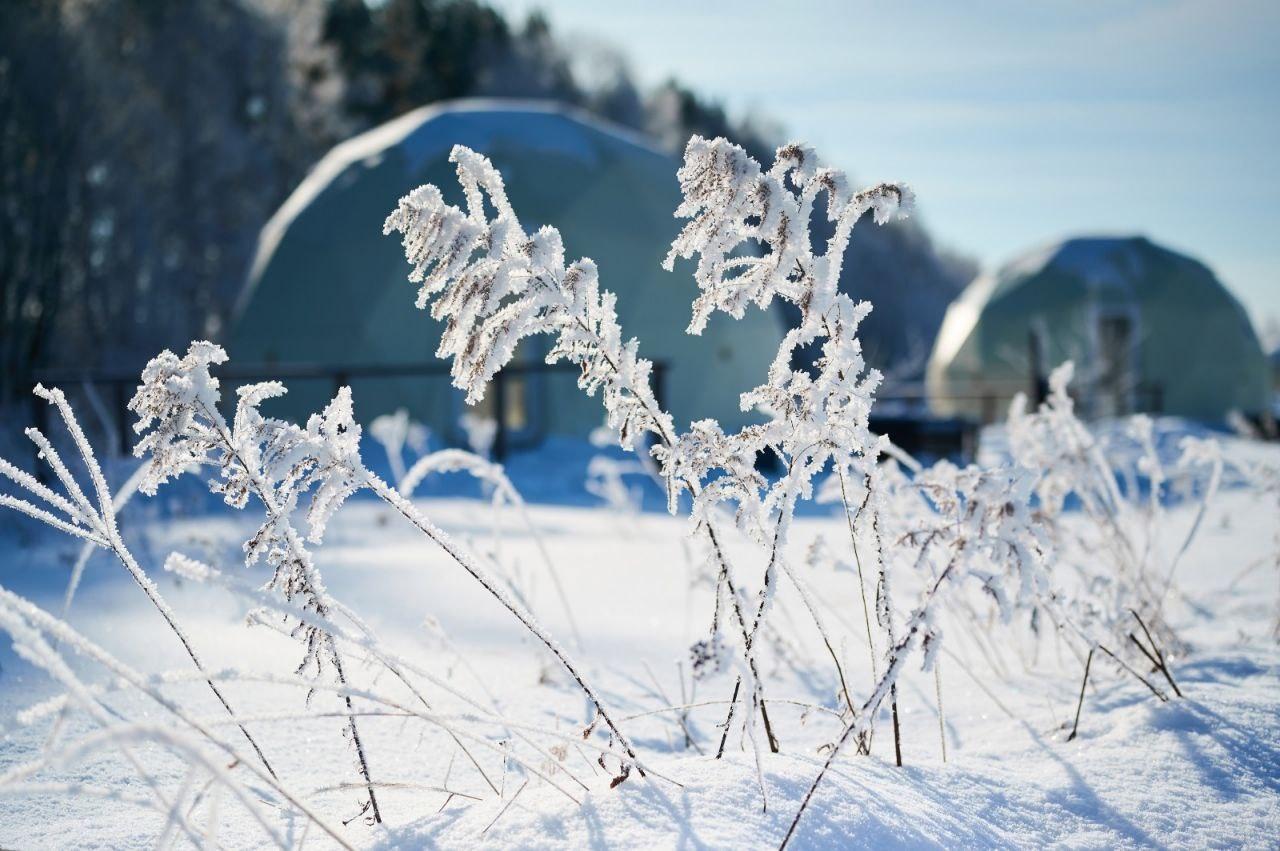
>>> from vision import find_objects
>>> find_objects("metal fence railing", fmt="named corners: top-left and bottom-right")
top-left (882, 381), bottom-right (1165, 424)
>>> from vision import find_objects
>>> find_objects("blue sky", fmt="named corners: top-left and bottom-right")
top-left (491, 0), bottom-right (1280, 340)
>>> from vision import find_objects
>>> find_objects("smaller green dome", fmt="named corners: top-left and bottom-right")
top-left (927, 236), bottom-right (1268, 422)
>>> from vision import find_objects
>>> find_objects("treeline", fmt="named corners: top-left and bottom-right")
top-left (0, 0), bottom-right (972, 399)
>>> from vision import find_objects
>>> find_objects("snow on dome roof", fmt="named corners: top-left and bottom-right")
top-left (997, 235), bottom-right (1154, 293)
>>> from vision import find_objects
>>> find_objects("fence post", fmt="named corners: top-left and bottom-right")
top-left (492, 371), bottom-right (508, 462)
top-left (1028, 329), bottom-right (1048, 406)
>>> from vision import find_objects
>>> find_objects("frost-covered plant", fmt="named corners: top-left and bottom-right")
top-left (129, 342), bottom-right (642, 788)
top-left (400, 446), bottom-right (510, 500)
top-left (459, 412), bottom-right (497, 459)
top-left (777, 454), bottom-right (1083, 845)
top-left (1006, 362), bottom-right (1222, 645)
top-left (0, 382), bottom-right (277, 780)
top-left (368, 407), bottom-right (429, 486)
top-left (585, 454), bottom-right (648, 519)
top-left (658, 138), bottom-right (916, 774)
top-left (902, 462), bottom-right (1053, 660)
top-left (371, 409), bottom-right (576, 634)
top-left (1160, 434), bottom-right (1223, 603)
top-left (129, 342), bottom-right (385, 821)
top-left (384, 138), bottom-right (917, 806)
top-left (584, 423), bottom-right (656, 521)
top-left (382, 146), bottom-right (675, 450)
top-left (1008, 365), bottom-right (1154, 637)
top-left (1238, 460), bottom-right (1280, 638)
top-left (1007, 363), bottom-right (1125, 522)
top-left (1124, 413), bottom-right (1166, 580)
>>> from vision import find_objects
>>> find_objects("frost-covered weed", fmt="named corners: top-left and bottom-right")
top-left (458, 412), bottom-right (498, 459)
top-left (368, 407), bottom-right (429, 486)
top-left (1005, 363), bottom-right (1223, 646)
top-left (0, 348), bottom-right (647, 843)
top-left (385, 138), bottom-right (914, 791)
top-left (129, 342), bottom-right (641, 791)
top-left (584, 454), bottom-right (648, 519)
top-left (0, 583), bottom-right (354, 849)
top-left (129, 342), bottom-right (386, 821)
top-left (1228, 457), bottom-right (1280, 638)
top-left (384, 138), bottom-right (1234, 845)
top-left (397, 446), bottom-right (583, 649)
top-left (0, 383), bottom-right (277, 780)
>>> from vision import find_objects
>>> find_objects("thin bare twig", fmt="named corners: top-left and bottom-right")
top-left (1129, 609), bottom-right (1183, 698)
top-left (1067, 647), bottom-right (1094, 742)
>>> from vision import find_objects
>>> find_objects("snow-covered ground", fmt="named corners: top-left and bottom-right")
top-left (0, 436), bottom-right (1278, 849)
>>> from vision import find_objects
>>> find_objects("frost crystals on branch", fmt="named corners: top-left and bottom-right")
top-left (0, 381), bottom-right (278, 781)
top-left (659, 138), bottom-right (910, 773)
top-left (385, 138), bottom-right (914, 803)
top-left (1006, 361), bottom-right (1221, 646)
top-left (383, 147), bottom-right (673, 451)
top-left (129, 342), bottom-right (384, 823)
top-left (131, 341), bottom-right (645, 788)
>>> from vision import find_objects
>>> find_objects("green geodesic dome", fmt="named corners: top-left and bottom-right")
top-left (926, 236), bottom-right (1268, 422)
top-left (228, 99), bottom-right (783, 444)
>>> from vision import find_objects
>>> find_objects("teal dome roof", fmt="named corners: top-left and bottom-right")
top-left (927, 236), bottom-right (1268, 421)
top-left (229, 100), bottom-right (783, 439)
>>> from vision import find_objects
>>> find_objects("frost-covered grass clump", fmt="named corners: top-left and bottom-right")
top-left (0, 137), bottom-right (1275, 849)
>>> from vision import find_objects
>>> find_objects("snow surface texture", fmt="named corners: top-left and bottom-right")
top-left (0, 456), bottom-right (1276, 849)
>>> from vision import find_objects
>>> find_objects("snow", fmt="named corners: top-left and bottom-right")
top-left (1004, 236), bottom-right (1150, 293)
top-left (0, 440), bottom-right (1277, 848)
top-left (389, 660), bottom-right (1279, 849)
